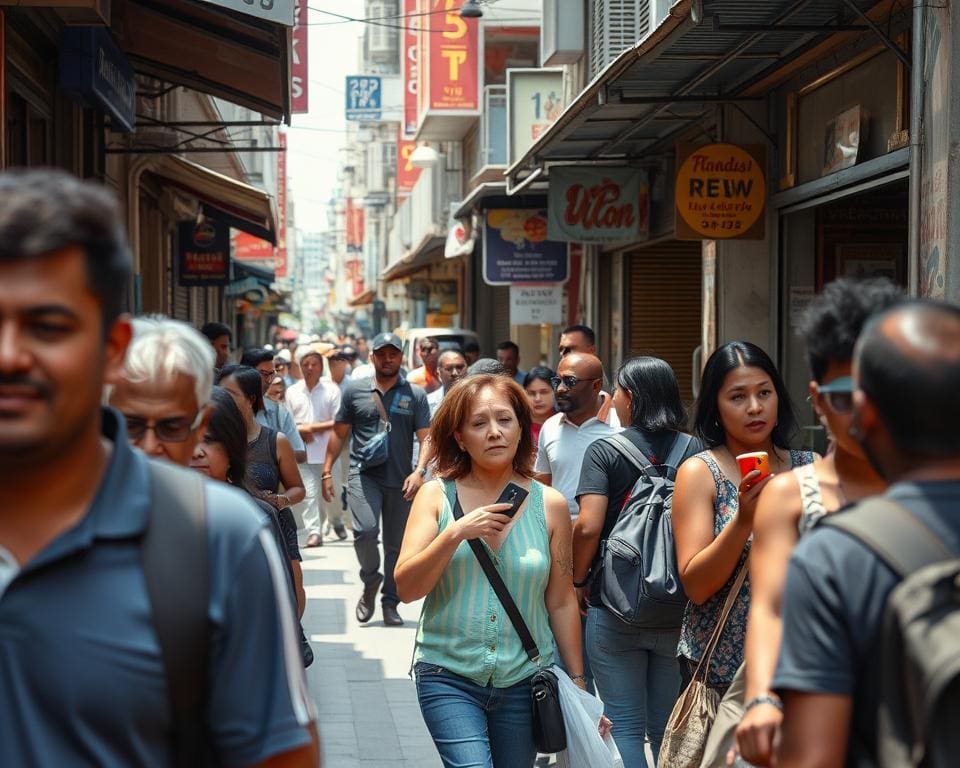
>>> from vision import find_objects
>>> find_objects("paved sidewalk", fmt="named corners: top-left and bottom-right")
top-left (299, 536), bottom-right (442, 768)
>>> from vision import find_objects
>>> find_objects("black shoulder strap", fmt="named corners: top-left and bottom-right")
top-left (662, 432), bottom-right (696, 470)
top-left (602, 433), bottom-right (653, 474)
top-left (820, 497), bottom-right (955, 578)
top-left (143, 460), bottom-right (210, 767)
top-left (451, 494), bottom-right (541, 663)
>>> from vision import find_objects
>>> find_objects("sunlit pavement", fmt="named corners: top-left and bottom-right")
top-left (300, 535), bottom-right (442, 768)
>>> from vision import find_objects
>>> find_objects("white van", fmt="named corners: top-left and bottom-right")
top-left (402, 328), bottom-right (480, 370)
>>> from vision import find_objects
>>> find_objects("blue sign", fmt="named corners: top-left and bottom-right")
top-left (483, 209), bottom-right (569, 286)
top-left (59, 28), bottom-right (136, 133)
top-left (345, 76), bottom-right (382, 121)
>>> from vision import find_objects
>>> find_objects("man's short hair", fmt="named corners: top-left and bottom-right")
top-left (562, 324), bottom-right (596, 346)
top-left (856, 300), bottom-right (960, 459)
top-left (420, 336), bottom-right (439, 349)
top-left (438, 349), bottom-right (467, 365)
top-left (240, 348), bottom-right (275, 367)
top-left (124, 316), bottom-right (215, 409)
top-left (0, 169), bottom-right (131, 328)
top-left (798, 278), bottom-right (903, 382)
top-left (463, 340), bottom-right (481, 354)
top-left (201, 322), bottom-right (232, 343)
top-left (467, 358), bottom-right (508, 376)
top-left (496, 340), bottom-right (519, 355)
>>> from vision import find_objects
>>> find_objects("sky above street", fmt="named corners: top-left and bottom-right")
top-left (286, 0), bottom-right (363, 232)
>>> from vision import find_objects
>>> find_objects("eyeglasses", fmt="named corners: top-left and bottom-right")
top-left (812, 376), bottom-right (855, 415)
top-left (257, 368), bottom-right (275, 379)
top-left (550, 375), bottom-right (599, 390)
top-left (125, 411), bottom-right (204, 442)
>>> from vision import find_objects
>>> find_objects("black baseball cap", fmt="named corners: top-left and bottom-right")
top-left (330, 344), bottom-right (359, 361)
top-left (372, 332), bottom-right (402, 351)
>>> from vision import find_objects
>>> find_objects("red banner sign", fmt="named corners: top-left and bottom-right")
top-left (396, 130), bottom-right (422, 200)
top-left (345, 198), bottom-right (364, 253)
top-left (402, 0), bottom-right (418, 137)
top-left (233, 231), bottom-right (275, 262)
top-left (419, 0), bottom-right (479, 114)
top-left (345, 259), bottom-right (364, 297)
top-left (291, 0), bottom-right (308, 113)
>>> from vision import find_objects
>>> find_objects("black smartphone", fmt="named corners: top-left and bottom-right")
top-left (495, 482), bottom-right (529, 518)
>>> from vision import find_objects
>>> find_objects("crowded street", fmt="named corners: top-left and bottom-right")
top-left (3, 1), bottom-right (960, 767)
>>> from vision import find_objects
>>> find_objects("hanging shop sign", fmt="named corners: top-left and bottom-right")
top-left (510, 285), bottom-right (562, 326)
top-left (232, 231), bottom-right (275, 264)
top-left (396, 129), bottom-right (423, 199)
top-left (178, 219), bottom-right (230, 287)
top-left (547, 167), bottom-right (650, 243)
top-left (415, 0), bottom-right (480, 127)
top-left (59, 27), bottom-right (136, 133)
top-left (196, 0), bottom-right (293, 25)
top-left (345, 76), bottom-right (382, 121)
top-left (291, 0), bottom-right (308, 113)
top-left (675, 143), bottom-right (766, 240)
top-left (507, 68), bottom-right (565, 167)
top-left (402, 0), bottom-right (419, 137)
top-left (483, 209), bottom-right (569, 286)
top-left (275, 132), bottom-right (288, 277)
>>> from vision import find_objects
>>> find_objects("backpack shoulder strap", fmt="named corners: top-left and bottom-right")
top-left (820, 497), bottom-right (956, 578)
top-left (602, 433), bottom-right (652, 474)
top-left (662, 432), bottom-right (696, 470)
top-left (143, 459), bottom-right (210, 767)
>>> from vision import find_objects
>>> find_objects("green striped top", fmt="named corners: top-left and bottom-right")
top-left (413, 479), bottom-right (556, 687)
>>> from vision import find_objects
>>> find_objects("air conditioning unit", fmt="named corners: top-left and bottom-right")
top-left (542, 0), bottom-right (585, 66)
top-left (590, 0), bottom-right (651, 78)
top-left (365, 0), bottom-right (399, 65)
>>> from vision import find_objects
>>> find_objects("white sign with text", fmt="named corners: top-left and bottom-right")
top-left (510, 285), bottom-right (563, 326)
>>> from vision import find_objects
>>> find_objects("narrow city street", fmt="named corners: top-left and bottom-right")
top-left (300, 537), bottom-right (442, 768)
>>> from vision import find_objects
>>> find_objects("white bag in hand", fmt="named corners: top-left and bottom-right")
top-left (552, 666), bottom-right (624, 768)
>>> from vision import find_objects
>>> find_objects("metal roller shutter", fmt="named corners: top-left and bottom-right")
top-left (489, 285), bottom-right (511, 351)
top-left (626, 241), bottom-right (702, 402)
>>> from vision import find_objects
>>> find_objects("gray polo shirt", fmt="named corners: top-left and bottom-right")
top-left (336, 374), bottom-right (430, 488)
top-left (0, 409), bottom-right (316, 766)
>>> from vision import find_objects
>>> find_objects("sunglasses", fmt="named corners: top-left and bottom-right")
top-left (813, 376), bottom-right (854, 415)
top-left (550, 375), bottom-right (599, 390)
top-left (125, 411), bottom-right (204, 443)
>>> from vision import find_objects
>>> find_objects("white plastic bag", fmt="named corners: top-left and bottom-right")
top-left (551, 665), bottom-right (624, 768)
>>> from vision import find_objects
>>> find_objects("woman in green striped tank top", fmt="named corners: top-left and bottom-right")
top-left (396, 374), bottom-right (586, 768)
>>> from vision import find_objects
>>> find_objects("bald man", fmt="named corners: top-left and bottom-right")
top-left (534, 353), bottom-right (621, 519)
top-left (775, 300), bottom-right (960, 768)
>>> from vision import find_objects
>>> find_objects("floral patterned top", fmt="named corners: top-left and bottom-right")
top-left (677, 449), bottom-right (815, 686)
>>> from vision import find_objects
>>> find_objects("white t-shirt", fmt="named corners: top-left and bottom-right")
top-left (0, 544), bottom-right (19, 601)
top-left (534, 399), bottom-right (622, 518)
top-left (427, 387), bottom-right (445, 420)
top-left (285, 378), bottom-right (342, 465)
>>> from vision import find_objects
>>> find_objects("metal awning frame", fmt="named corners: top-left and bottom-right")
top-left (506, 0), bottom-right (911, 192)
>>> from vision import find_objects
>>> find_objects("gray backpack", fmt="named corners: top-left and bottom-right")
top-left (597, 433), bottom-right (694, 628)
top-left (822, 498), bottom-right (960, 768)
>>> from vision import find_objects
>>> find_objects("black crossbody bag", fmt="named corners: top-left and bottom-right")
top-left (451, 495), bottom-right (567, 753)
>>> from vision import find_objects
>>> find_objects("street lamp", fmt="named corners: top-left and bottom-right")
top-left (409, 144), bottom-right (441, 168)
top-left (459, 0), bottom-right (483, 18)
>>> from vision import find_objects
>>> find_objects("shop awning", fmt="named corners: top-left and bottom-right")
top-left (226, 260), bottom-right (274, 296)
top-left (506, 0), bottom-right (903, 189)
top-left (114, 0), bottom-right (291, 120)
top-left (147, 155), bottom-right (278, 243)
top-left (348, 289), bottom-right (376, 307)
top-left (453, 182), bottom-right (549, 220)
top-left (381, 232), bottom-right (445, 282)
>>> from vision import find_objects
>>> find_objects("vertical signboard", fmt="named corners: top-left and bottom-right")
top-left (417, 0), bottom-right (479, 120)
top-left (345, 198), bottom-right (364, 253)
top-left (507, 68), bottom-right (564, 167)
top-left (178, 219), bottom-right (230, 287)
top-left (396, 129), bottom-right (423, 200)
top-left (275, 132), bottom-right (288, 277)
top-left (291, 0), bottom-right (308, 113)
top-left (402, 0), bottom-right (418, 137)
top-left (345, 76), bottom-right (382, 121)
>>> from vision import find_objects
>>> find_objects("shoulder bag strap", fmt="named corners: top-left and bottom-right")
top-left (451, 495), bottom-right (542, 663)
top-left (820, 497), bottom-right (955, 578)
top-left (371, 389), bottom-right (390, 429)
top-left (143, 460), bottom-right (210, 767)
top-left (602, 433), bottom-right (653, 475)
top-left (690, 554), bottom-right (750, 684)
top-left (662, 432), bottom-right (696, 470)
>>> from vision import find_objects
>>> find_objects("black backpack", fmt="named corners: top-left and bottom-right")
top-left (822, 498), bottom-right (960, 768)
top-left (596, 433), bottom-right (695, 628)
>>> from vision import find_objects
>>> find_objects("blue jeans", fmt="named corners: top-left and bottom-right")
top-left (586, 607), bottom-right (681, 768)
top-left (415, 662), bottom-right (537, 768)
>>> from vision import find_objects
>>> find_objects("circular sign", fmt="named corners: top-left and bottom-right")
top-left (675, 144), bottom-right (766, 239)
top-left (192, 221), bottom-right (217, 248)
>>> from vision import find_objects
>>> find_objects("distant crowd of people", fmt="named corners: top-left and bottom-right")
top-left (4, 168), bottom-right (959, 768)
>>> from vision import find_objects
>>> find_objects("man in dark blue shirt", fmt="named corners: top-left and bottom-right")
top-left (323, 332), bottom-right (431, 627)
top-left (0, 170), bottom-right (318, 767)
top-left (774, 300), bottom-right (960, 767)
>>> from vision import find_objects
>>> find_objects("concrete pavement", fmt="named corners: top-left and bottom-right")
top-left (299, 535), bottom-right (442, 768)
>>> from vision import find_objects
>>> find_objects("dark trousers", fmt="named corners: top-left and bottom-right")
top-left (347, 472), bottom-right (411, 607)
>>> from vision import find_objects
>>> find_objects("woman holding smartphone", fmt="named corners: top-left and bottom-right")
top-left (395, 374), bottom-right (591, 768)
top-left (672, 342), bottom-right (813, 695)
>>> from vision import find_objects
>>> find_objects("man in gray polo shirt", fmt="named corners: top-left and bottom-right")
top-left (323, 332), bottom-right (431, 627)
top-left (0, 170), bottom-right (318, 767)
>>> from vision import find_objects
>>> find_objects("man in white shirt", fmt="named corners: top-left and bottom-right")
top-left (286, 345), bottom-right (342, 547)
top-left (426, 348), bottom-right (468, 419)
top-left (535, 353), bottom-right (621, 519)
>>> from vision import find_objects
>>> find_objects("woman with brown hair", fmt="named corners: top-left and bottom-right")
top-left (395, 374), bottom-right (587, 768)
